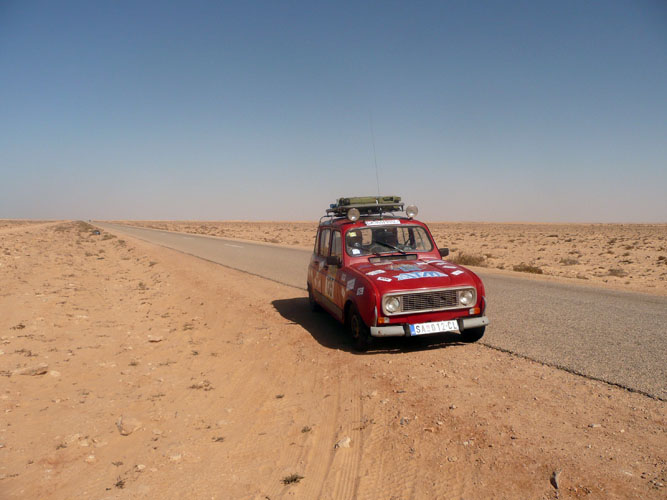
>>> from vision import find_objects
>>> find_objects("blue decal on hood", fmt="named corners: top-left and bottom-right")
top-left (396, 264), bottom-right (422, 272)
top-left (396, 271), bottom-right (446, 281)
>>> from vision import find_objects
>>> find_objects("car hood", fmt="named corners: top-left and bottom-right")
top-left (350, 258), bottom-right (478, 291)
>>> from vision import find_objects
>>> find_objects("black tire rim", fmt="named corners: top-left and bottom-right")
top-left (351, 314), bottom-right (363, 341)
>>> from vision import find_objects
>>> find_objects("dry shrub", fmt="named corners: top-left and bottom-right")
top-left (281, 474), bottom-right (304, 485)
top-left (559, 257), bottom-right (579, 266)
top-left (513, 263), bottom-right (543, 274)
top-left (448, 253), bottom-right (486, 267)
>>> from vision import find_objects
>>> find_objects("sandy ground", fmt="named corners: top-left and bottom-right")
top-left (1, 221), bottom-right (665, 499)
top-left (113, 221), bottom-right (667, 295)
top-left (0, 220), bottom-right (54, 232)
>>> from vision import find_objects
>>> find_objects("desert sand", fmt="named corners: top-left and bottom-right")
top-left (0, 219), bottom-right (52, 231)
top-left (114, 221), bottom-right (667, 295)
top-left (1, 221), bottom-right (665, 499)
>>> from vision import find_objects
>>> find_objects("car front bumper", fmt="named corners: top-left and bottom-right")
top-left (370, 316), bottom-right (489, 338)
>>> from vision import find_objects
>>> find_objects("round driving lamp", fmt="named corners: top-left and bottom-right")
top-left (406, 205), bottom-right (418, 219)
top-left (384, 296), bottom-right (401, 313)
top-left (458, 289), bottom-right (474, 306)
top-left (347, 208), bottom-right (360, 222)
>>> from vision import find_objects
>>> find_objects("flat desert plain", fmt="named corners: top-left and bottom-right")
top-left (115, 221), bottom-right (667, 295)
top-left (1, 220), bottom-right (665, 499)
top-left (0, 220), bottom-right (51, 231)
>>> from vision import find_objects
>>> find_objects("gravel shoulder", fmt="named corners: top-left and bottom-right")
top-left (0, 221), bottom-right (665, 499)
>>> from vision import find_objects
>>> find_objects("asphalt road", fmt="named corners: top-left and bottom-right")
top-left (95, 222), bottom-right (667, 400)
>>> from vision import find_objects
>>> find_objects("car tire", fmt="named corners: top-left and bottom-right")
top-left (348, 305), bottom-right (372, 352)
top-left (308, 284), bottom-right (321, 312)
top-left (460, 326), bottom-right (485, 343)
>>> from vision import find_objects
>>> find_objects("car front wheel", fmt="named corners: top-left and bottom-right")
top-left (348, 306), bottom-right (371, 352)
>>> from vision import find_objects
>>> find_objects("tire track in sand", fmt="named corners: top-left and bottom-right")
top-left (310, 363), bottom-right (365, 500)
top-left (350, 383), bottom-right (471, 500)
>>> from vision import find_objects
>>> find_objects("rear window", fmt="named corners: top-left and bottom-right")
top-left (317, 228), bottom-right (331, 256)
top-left (331, 231), bottom-right (342, 258)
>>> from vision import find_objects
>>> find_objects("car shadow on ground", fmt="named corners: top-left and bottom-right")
top-left (272, 297), bottom-right (468, 355)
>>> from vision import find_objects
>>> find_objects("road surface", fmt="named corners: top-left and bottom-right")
top-left (94, 222), bottom-right (667, 400)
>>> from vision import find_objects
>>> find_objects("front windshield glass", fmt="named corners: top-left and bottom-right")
top-left (345, 225), bottom-right (433, 256)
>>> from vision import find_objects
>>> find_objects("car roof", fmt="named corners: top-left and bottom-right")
top-left (319, 216), bottom-right (427, 230)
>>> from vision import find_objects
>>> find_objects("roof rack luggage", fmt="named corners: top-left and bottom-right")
top-left (326, 196), bottom-right (403, 216)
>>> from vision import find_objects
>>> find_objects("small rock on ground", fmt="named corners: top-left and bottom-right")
top-left (334, 437), bottom-right (351, 449)
top-left (14, 363), bottom-right (48, 376)
top-left (116, 416), bottom-right (142, 436)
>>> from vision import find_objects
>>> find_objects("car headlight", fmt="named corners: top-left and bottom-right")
top-left (384, 296), bottom-right (401, 314)
top-left (458, 289), bottom-right (475, 307)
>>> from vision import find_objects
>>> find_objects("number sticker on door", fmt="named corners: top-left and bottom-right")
top-left (325, 274), bottom-right (335, 299)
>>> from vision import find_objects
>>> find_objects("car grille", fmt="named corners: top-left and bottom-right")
top-left (401, 289), bottom-right (459, 313)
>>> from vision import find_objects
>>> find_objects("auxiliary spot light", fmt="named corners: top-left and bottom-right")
top-left (347, 208), bottom-right (360, 221)
top-left (406, 205), bottom-right (418, 218)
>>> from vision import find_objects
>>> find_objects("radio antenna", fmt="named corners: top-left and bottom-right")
top-left (369, 110), bottom-right (381, 196)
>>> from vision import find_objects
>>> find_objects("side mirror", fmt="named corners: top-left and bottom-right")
top-left (326, 255), bottom-right (341, 267)
top-left (438, 248), bottom-right (450, 258)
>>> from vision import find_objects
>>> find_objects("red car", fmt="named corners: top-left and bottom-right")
top-left (307, 196), bottom-right (489, 350)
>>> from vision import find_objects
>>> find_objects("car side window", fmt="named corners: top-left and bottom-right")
top-left (318, 228), bottom-right (331, 257)
top-left (331, 231), bottom-right (341, 258)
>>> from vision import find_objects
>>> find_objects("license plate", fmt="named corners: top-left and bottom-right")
top-left (409, 320), bottom-right (459, 336)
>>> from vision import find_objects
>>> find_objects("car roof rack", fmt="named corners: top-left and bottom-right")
top-left (326, 196), bottom-right (404, 217)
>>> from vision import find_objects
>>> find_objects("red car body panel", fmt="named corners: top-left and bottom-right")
top-left (308, 216), bottom-right (488, 338)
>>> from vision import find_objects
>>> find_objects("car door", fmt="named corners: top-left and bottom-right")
top-left (313, 228), bottom-right (331, 298)
top-left (309, 227), bottom-right (323, 293)
top-left (329, 230), bottom-right (345, 307)
top-left (321, 230), bottom-right (345, 321)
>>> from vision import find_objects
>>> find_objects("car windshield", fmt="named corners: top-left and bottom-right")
top-left (345, 225), bottom-right (433, 256)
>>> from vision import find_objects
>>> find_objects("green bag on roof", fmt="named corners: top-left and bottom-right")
top-left (336, 196), bottom-right (401, 207)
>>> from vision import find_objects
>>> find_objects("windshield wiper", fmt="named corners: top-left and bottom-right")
top-left (374, 241), bottom-right (407, 255)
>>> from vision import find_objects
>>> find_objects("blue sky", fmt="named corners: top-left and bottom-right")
top-left (1, 0), bottom-right (665, 222)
